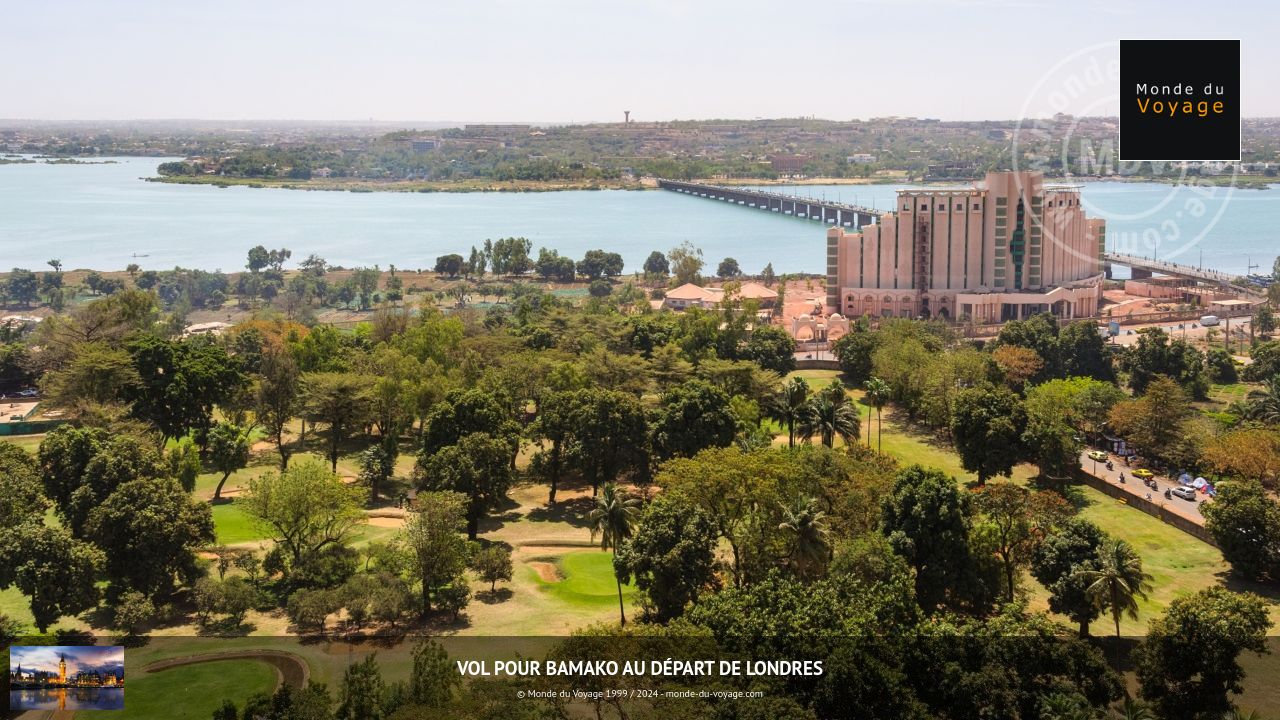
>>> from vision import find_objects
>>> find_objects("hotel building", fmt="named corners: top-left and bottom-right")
top-left (826, 171), bottom-right (1105, 323)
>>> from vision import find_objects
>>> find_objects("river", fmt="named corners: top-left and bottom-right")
top-left (1, 157), bottom-right (1275, 277)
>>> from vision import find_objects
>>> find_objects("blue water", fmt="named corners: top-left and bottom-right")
top-left (10, 686), bottom-right (125, 710)
top-left (0, 157), bottom-right (1275, 276)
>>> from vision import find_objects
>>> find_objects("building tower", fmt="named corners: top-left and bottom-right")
top-left (59, 654), bottom-right (66, 684)
top-left (623, 110), bottom-right (631, 124)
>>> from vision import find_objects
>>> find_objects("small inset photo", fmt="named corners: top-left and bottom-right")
top-left (8, 646), bottom-right (125, 711)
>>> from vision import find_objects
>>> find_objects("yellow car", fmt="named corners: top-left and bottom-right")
top-left (1087, 450), bottom-right (1108, 462)
top-left (1132, 469), bottom-right (1155, 479)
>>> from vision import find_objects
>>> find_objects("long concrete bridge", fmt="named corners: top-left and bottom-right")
top-left (1104, 252), bottom-right (1244, 286)
top-left (657, 179), bottom-right (882, 229)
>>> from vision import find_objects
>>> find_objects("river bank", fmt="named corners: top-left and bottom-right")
top-left (146, 174), bottom-right (651, 193)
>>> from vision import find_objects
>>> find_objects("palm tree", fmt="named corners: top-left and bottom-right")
top-left (767, 376), bottom-right (812, 448)
top-left (587, 483), bottom-right (640, 625)
top-left (864, 377), bottom-right (891, 453)
top-left (1115, 696), bottom-right (1155, 720)
top-left (1082, 538), bottom-right (1153, 666)
top-left (799, 395), bottom-right (860, 448)
top-left (1244, 375), bottom-right (1280, 424)
top-left (777, 495), bottom-right (831, 581)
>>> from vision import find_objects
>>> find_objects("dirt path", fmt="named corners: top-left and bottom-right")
top-left (143, 650), bottom-right (310, 691)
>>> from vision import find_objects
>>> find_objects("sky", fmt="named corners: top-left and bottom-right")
top-left (9, 646), bottom-right (125, 676)
top-left (2, 0), bottom-right (1276, 122)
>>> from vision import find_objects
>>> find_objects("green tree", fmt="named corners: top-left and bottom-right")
top-left (614, 495), bottom-right (717, 621)
top-left (0, 442), bottom-right (48, 528)
top-left (470, 545), bottom-right (514, 592)
top-left (40, 342), bottom-right (141, 408)
top-left (652, 379), bottom-right (737, 460)
top-left (420, 388), bottom-right (517, 458)
top-left (86, 477), bottom-right (214, 599)
top-left (577, 249), bottom-right (624, 280)
top-left (667, 241), bottom-right (705, 286)
top-left (530, 390), bottom-right (577, 504)
top-left (1082, 538), bottom-right (1153, 662)
top-left (358, 443), bottom-right (396, 507)
top-left (434, 254), bottom-right (465, 278)
top-left (1120, 327), bottom-right (1208, 398)
top-left (410, 639), bottom-right (459, 708)
top-left (206, 422), bottom-right (251, 500)
top-left (564, 389), bottom-right (650, 496)
top-left (38, 428), bottom-right (167, 537)
top-left (0, 524), bottom-right (104, 632)
top-left (337, 653), bottom-right (386, 720)
top-left (255, 340), bottom-right (300, 469)
top-left (1058, 319), bottom-right (1115, 381)
top-left (1243, 375), bottom-right (1280, 425)
top-left (125, 335), bottom-right (247, 446)
top-left (880, 465), bottom-right (979, 613)
top-left (832, 328), bottom-right (879, 385)
top-left (1136, 588), bottom-right (1272, 720)
top-left (1030, 518), bottom-right (1107, 637)
top-left (800, 392), bottom-right (860, 448)
top-left (717, 257), bottom-right (742, 278)
top-left (418, 432), bottom-right (513, 539)
top-left (777, 495), bottom-right (831, 581)
top-left (300, 372), bottom-right (373, 471)
top-left (864, 376), bottom-right (891, 452)
top-left (112, 590), bottom-right (155, 637)
top-left (1201, 480), bottom-right (1280, 582)
top-left (5, 268), bottom-right (39, 307)
top-left (974, 483), bottom-right (1068, 602)
top-left (243, 459), bottom-right (367, 575)
top-left (766, 376), bottom-right (812, 448)
top-left (642, 250), bottom-right (669, 279)
top-left (950, 384), bottom-right (1026, 484)
top-left (588, 482), bottom-right (640, 625)
top-left (1106, 375), bottom-right (1194, 467)
top-left (742, 324), bottom-right (797, 373)
top-left (403, 491), bottom-right (470, 614)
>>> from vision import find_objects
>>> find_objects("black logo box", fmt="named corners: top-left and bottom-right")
top-left (1119, 39), bottom-right (1240, 162)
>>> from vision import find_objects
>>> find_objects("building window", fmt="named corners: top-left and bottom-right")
top-left (973, 202), bottom-right (981, 210)
top-left (903, 202), bottom-right (910, 210)
top-left (920, 204), bottom-right (928, 211)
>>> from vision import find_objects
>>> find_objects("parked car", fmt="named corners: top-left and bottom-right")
top-left (1172, 486), bottom-right (1198, 501)
top-left (1087, 450), bottom-right (1108, 462)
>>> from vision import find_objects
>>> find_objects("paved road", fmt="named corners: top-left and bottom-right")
top-left (1078, 450), bottom-right (1209, 527)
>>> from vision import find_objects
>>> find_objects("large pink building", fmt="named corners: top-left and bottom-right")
top-left (827, 171), bottom-right (1105, 323)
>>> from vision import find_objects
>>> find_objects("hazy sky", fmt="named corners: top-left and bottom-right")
top-left (3, 0), bottom-right (1275, 122)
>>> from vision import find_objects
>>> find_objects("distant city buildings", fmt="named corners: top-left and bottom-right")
top-left (826, 171), bottom-right (1105, 323)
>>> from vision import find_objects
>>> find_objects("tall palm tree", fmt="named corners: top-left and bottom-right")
top-left (1081, 538), bottom-right (1153, 666)
top-left (799, 395), bottom-right (860, 448)
top-left (777, 495), bottom-right (831, 581)
top-left (587, 483), bottom-right (640, 625)
top-left (767, 376), bottom-right (812, 448)
top-left (864, 377), bottom-right (891, 453)
top-left (1244, 375), bottom-right (1280, 425)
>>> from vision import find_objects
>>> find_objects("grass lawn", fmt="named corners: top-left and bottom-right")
top-left (93, 659), bottom-right (278, 720)
top-left (2, 433), bottom-right (45, 453)
top-left (211, 501), bottom-right (272, 546)
top-left (528, 551), bottom-right (637, 608)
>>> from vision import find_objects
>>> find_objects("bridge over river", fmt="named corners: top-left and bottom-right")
top-left (1104, 252), bottom-right (1246, 286)
top-left (657, 179), bottom-right (882, 229)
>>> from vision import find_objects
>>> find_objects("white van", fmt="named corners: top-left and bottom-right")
top-left (1200, 315), bottom-right (1220, 327)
